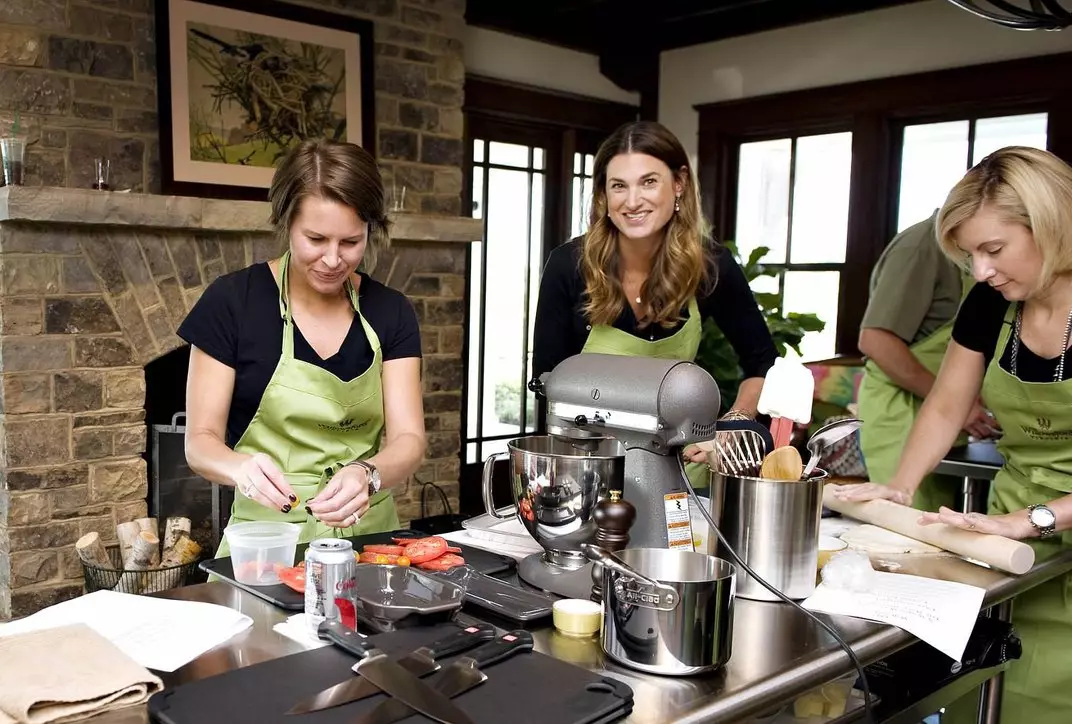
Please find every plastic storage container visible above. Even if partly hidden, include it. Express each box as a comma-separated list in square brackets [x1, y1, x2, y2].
[223, 521, 301, 586]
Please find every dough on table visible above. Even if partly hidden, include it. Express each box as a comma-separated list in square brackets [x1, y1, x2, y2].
[838, 524, 944, 555]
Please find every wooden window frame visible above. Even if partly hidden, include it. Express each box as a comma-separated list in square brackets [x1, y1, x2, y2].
[696, 52, 1072, 356]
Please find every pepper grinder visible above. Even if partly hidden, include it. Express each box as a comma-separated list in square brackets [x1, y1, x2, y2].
[589, 489, 636, 604]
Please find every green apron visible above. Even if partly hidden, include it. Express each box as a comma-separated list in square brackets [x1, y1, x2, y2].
[945, 305, 1072, 723]
[857, 276, 972, 512]
[216, 252, 400, 557]
[580, 297, 709, 488]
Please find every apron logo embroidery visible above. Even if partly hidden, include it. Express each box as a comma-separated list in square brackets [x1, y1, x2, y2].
[1019, 417, 1072, 441]
[1038, 416, 1051, 431]
[317, 418, 369, 433]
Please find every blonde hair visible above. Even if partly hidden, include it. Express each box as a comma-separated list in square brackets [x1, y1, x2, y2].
[937, 146, 1072, 293]
[268, 139, 391, 272]
[581, 121, 714, 328]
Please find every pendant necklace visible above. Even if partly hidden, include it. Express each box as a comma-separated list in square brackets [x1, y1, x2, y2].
[1010, 302, 1072, 382]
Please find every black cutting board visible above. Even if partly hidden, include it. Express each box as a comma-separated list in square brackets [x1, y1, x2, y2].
[148, 622, 633, 724]
[199, 529, 516, 611]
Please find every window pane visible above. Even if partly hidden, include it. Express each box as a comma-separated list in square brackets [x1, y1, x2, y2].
[466, 241, 483, 439]
[489, 141, 530, 168]
[533, 148, 544, 170]
[735, 139, 791, 264]
[573, 154, 582, 174]
[473, 139, 485, 163]
[466, 442, 478, 466]
[973, 113, 1048, 164]
[526, 175, 544, 433]
[483, 167, 538, 438]
[783, 271, 839, 362]
[897, 121, 969, 232]
[471, 166, 484, 219]
[584, 153, 594, 176]
[790, 132, 852, 264]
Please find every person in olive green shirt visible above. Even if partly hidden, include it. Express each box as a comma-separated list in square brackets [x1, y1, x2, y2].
[856, 211, 998, 512]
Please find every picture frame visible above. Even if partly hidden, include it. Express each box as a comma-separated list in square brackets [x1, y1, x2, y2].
[155, 0, 375, 200]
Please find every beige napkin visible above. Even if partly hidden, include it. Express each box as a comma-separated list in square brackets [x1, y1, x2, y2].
[0, 623, 162, 724]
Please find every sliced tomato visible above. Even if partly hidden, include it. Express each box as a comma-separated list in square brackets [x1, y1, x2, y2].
[417, 553, 465, 571]
[391, 537, 417, 546]
[278, 564, 306, 593]
[363, 544, 405, 556]
[358, 552, 411, 566]
[445, 547, 462, 554]
[400, 536, 449, 564]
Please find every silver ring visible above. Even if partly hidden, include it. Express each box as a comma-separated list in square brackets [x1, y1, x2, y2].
[345, 514, 357, 527]
[243, 482, 257, 498]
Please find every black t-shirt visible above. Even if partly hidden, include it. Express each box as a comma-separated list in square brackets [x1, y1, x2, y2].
[532, 237, 778, 379]
[177, 262, 422, 445]
[952, 282, 1071, 382]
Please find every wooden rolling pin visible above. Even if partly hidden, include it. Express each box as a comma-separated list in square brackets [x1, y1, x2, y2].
[822, 487, 1035, 575]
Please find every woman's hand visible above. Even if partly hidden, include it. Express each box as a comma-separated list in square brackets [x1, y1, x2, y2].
[828, 482, 914, 507]
[919, 506, 1033, 539]
[683, 444, 709, 464]
[234, 453, 297, 513]
[307, 464, 370, 528]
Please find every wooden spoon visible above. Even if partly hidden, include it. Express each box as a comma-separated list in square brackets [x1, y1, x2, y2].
[760, 446, 804, 482]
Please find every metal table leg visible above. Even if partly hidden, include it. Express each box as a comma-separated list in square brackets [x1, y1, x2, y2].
[961, 476, 977, 513]
[976, 600, 1014, 724]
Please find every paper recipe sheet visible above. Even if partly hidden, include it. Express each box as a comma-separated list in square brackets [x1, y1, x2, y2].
[802, 571, 985, 662]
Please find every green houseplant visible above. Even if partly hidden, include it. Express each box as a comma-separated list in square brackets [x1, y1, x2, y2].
[694, 242, 826, 411]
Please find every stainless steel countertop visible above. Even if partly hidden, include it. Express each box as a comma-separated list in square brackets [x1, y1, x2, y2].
[88, 548, 1072, 724]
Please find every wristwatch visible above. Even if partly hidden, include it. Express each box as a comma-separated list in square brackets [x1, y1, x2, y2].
[1028, 504, 1057, 538]
[347, 460, 382, 494]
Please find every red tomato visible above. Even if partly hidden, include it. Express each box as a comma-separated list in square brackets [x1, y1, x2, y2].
[391, 537, 416, 547]
[357, 552, 411, 566]
[363, 544, 405, 556]
[278, 565, 306, 593]
[445, 547, 462, 554]
[417, 553, 465, 571]
[400, 537, 449, 564]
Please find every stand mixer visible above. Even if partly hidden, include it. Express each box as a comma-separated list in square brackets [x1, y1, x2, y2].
[482, 353, 727, 599]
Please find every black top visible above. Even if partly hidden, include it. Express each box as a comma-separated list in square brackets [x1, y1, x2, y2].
[532, 237, 778, 379]
[952, 282, 1071, 382]
[177, 263, 422, 446]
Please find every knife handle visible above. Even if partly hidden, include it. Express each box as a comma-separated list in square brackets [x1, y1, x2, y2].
[421, 623, 496, 660]
[318, 619, 373, 659]
[466, 630, 534, 668]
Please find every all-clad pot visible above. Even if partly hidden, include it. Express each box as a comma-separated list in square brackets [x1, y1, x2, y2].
[707, 468, 827, 601]
[482, 435, 625, 564]
[589, 546, 735, 676]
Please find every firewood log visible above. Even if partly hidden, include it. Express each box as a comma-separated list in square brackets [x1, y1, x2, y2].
[115, 522, 142, 568]
[74, 532, 111, 568]
[161, 533, 202, 567]
[162, 517, 192, 555]
[144, 533, 203, 593]
[134, 518, 160, 566]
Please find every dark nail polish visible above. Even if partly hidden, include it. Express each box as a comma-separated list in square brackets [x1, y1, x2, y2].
[305, 506, 313, 515]
[282, 504, 292, 514]
[289, 494, 297, 503]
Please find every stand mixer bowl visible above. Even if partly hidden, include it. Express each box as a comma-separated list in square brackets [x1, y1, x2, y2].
[482, 435, 626, 567]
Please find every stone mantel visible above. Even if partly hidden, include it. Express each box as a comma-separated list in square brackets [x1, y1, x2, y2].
[0, 187, 483, 243]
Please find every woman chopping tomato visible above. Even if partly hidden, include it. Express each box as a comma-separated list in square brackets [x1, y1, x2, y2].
[181, 140, 426, 554]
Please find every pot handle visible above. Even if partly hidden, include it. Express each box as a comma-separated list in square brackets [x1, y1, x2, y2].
[481, 451, 513, 520]
[581, 544, 678, 611]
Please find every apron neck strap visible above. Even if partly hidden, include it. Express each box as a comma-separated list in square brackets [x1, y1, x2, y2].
[277, 250, 361, 321]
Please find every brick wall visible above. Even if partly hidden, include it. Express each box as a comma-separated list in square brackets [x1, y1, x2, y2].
[0, 217, 467, 618]
[0, 0, 471, 619]
[0, 0, 467, 214]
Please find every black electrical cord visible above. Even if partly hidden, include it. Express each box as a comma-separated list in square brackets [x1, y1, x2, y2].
[677, 456, 875, 724]
[417, 475, 454, 519]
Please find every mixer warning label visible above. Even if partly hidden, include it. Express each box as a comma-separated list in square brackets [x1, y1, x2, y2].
[663, 492, 694, 552]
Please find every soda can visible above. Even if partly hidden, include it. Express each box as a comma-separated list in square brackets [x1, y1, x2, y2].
[305, 538, 356, 638]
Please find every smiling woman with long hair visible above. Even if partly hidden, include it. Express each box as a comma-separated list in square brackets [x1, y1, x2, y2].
[832, 146, 1072, 722]
[532, 121, 777, 479]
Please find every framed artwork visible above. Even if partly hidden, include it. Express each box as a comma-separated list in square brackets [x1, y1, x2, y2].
[155, 0, 375, 200]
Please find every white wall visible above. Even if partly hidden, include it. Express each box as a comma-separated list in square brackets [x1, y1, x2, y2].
[464, 26, 640, 105]
[660, 0, 1072, 163]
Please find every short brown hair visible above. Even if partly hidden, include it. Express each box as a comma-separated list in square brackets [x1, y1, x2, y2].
[268, 140, 391, 271]
[937, 146, 1072, 293]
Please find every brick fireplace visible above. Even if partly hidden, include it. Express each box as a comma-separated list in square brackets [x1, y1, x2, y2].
[0, 185, 479, 618]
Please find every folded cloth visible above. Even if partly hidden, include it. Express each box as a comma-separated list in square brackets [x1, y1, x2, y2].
[0, 623, 162, 724]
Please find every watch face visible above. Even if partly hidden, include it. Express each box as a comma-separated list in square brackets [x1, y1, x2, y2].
[1032, 506, 1056, 528]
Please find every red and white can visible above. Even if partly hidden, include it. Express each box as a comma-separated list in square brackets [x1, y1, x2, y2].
[305, 538, 356, 638]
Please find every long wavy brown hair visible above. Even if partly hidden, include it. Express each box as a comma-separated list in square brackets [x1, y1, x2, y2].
[581, 121, 713, 328]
